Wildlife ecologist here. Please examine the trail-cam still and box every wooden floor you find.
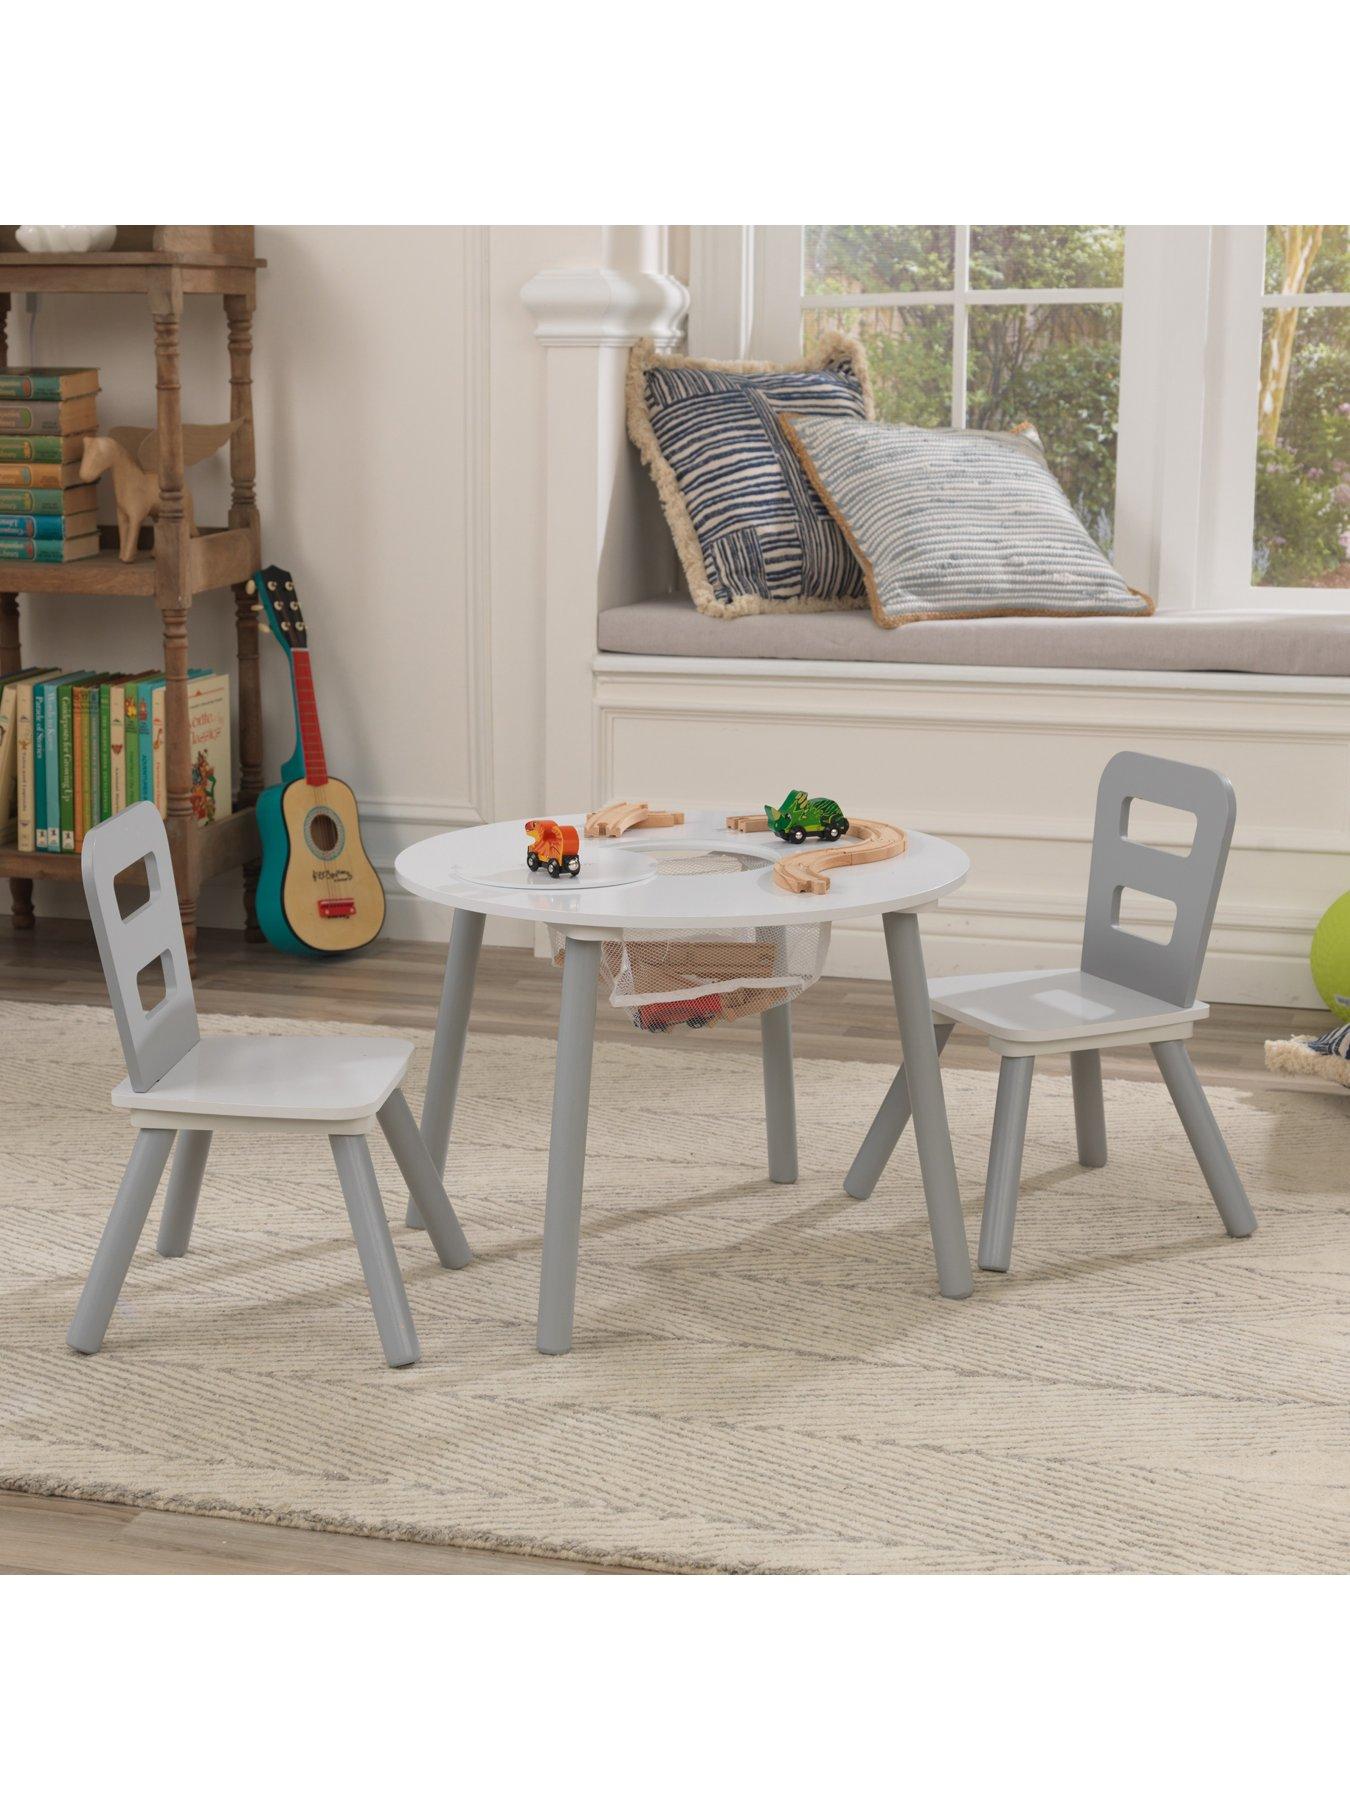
[0,918,1325,1575]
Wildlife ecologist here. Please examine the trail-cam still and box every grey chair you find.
[846,752,1257,1271]
[69,802,472,1367]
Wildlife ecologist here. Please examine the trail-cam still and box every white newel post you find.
[521,260,688,815]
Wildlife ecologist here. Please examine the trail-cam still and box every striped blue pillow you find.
[627,334,874,619]
[782,413,1154,629]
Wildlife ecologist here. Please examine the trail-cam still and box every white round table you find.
[396,810,973,1352]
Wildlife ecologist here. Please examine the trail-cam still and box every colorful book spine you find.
[58,680,78,850]
[124,680,141,810]
[152,683,166,817]
[86,684,102,834]
[0,537,98,563]
[73,683,91,849]
[32,681,48,848]
[138,680,162,811]
[0,463,87,490]
[0,681,17,838]
[0,436,83,465]
[43,674,82,851]
[14,674,49,852]
[0,370,99,402]
[187,672,232,824]
[0,486,98,518]
[0,396,98,435]
[98,682,113,824]
[0,514,87,540]
[109,681,127,817]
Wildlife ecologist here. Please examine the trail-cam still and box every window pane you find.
[1253,305,1350,588]
[970,227,1124,290]
[966,303,1122,551]
[805,306,952,427]
[1264,225,1350,295]
[803,226,954,296]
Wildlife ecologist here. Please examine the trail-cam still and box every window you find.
[1254,227,1350,591]
[799,226,1125,551]
[702,224,1350,612]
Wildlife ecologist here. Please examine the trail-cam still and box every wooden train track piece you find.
[724,812,775,833]
[772,819,908,896]
[585,801,686,839]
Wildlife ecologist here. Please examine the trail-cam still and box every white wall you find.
[10,225,609,946]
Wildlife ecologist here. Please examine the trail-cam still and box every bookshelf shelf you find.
[0,227,268,967]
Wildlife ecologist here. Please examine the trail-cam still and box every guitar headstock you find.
[248,565,308,655]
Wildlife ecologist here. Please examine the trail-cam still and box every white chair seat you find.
[927,967,1207,1047]
[112,1034,414,1123]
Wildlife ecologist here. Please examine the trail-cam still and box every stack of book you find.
[0,368,101,563]
[0,667,231,852]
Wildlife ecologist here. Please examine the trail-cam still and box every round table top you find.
[395,810,969,933]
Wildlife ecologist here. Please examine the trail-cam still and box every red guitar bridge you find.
[317,899,357,918]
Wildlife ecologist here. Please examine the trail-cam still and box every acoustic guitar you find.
[250,564,385,956]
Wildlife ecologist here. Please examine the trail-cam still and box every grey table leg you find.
[378,1087,473,1269]
[1070,1049,1107,1168]
[330,1134,421,1368]
[883,912,972,1300]
[760,1000,797,1184]
[156,1128,212,1257]
[978,1054,1035,1273]
[537,935,601,1355]
[844,1021,955,1200]
[410,906,485,1227]
[1152,1038,1257,1238]
[68,1128,175,1354]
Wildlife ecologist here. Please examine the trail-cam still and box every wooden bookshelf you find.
[0,225,268,968]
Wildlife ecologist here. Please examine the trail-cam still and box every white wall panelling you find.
[591,654,1350,1006]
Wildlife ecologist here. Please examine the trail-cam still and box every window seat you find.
[597,598,1350,679]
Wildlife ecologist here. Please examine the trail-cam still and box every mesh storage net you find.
[548,847,830,1032]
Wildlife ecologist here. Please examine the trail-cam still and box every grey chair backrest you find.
[81,802,199,1091]
[1080,752,1236,1009]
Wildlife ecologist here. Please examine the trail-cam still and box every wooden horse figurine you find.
[79,421,240,561]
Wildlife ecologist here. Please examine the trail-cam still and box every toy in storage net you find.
[547,847,830,1032]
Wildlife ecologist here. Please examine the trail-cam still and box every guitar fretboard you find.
[290,649,328,786]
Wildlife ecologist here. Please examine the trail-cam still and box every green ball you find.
[1310,892,1350,1022]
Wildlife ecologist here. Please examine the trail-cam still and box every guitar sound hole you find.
[304,806,346,861]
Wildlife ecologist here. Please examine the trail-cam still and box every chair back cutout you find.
[1080,752,1236,1009]
[81,802,200,1091]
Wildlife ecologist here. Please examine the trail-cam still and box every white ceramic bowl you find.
[16,225,118,254]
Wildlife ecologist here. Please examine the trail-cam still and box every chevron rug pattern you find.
[1,1003,1345,1574]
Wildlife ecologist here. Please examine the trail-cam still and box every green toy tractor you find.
[764,789,850,844]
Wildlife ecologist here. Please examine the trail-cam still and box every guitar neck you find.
[290,649,329,786]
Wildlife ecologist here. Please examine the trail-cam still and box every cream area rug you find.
[2,1001,1346,1575]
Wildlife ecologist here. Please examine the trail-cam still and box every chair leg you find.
[760,1000,797,1184]
[844,1021,954,1200]
[156,1128,212,1257]
[68,1128,176,1354]
[329,1134,421,1368]
[1070,1050,1107,1168]
[377,1087,472,1270]
[537,935,601,1355]
[978,1055,1035,1273]
[1152,1039,1257,1238]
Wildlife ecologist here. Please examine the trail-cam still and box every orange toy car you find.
[525,818,581,879]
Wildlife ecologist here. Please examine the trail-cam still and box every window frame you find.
[686,224,1350,616]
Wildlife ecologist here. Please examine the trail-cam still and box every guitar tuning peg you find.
[280,618,291,631]
[267,580,278,592]
[289,599,299,610]
[284,581,294,591]
[250,602,263,614]
[245,578,256,595]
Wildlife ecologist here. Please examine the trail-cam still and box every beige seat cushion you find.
[596,598,1350,678]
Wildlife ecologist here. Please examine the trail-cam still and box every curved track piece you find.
[772,819,908,895]
[585,801,686,839]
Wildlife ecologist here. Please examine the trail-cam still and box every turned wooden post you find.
[149,268,199,966]
[226,291,264,939]
[0,289,34,930]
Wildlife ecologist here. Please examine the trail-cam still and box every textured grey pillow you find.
[780,413,1153,629]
